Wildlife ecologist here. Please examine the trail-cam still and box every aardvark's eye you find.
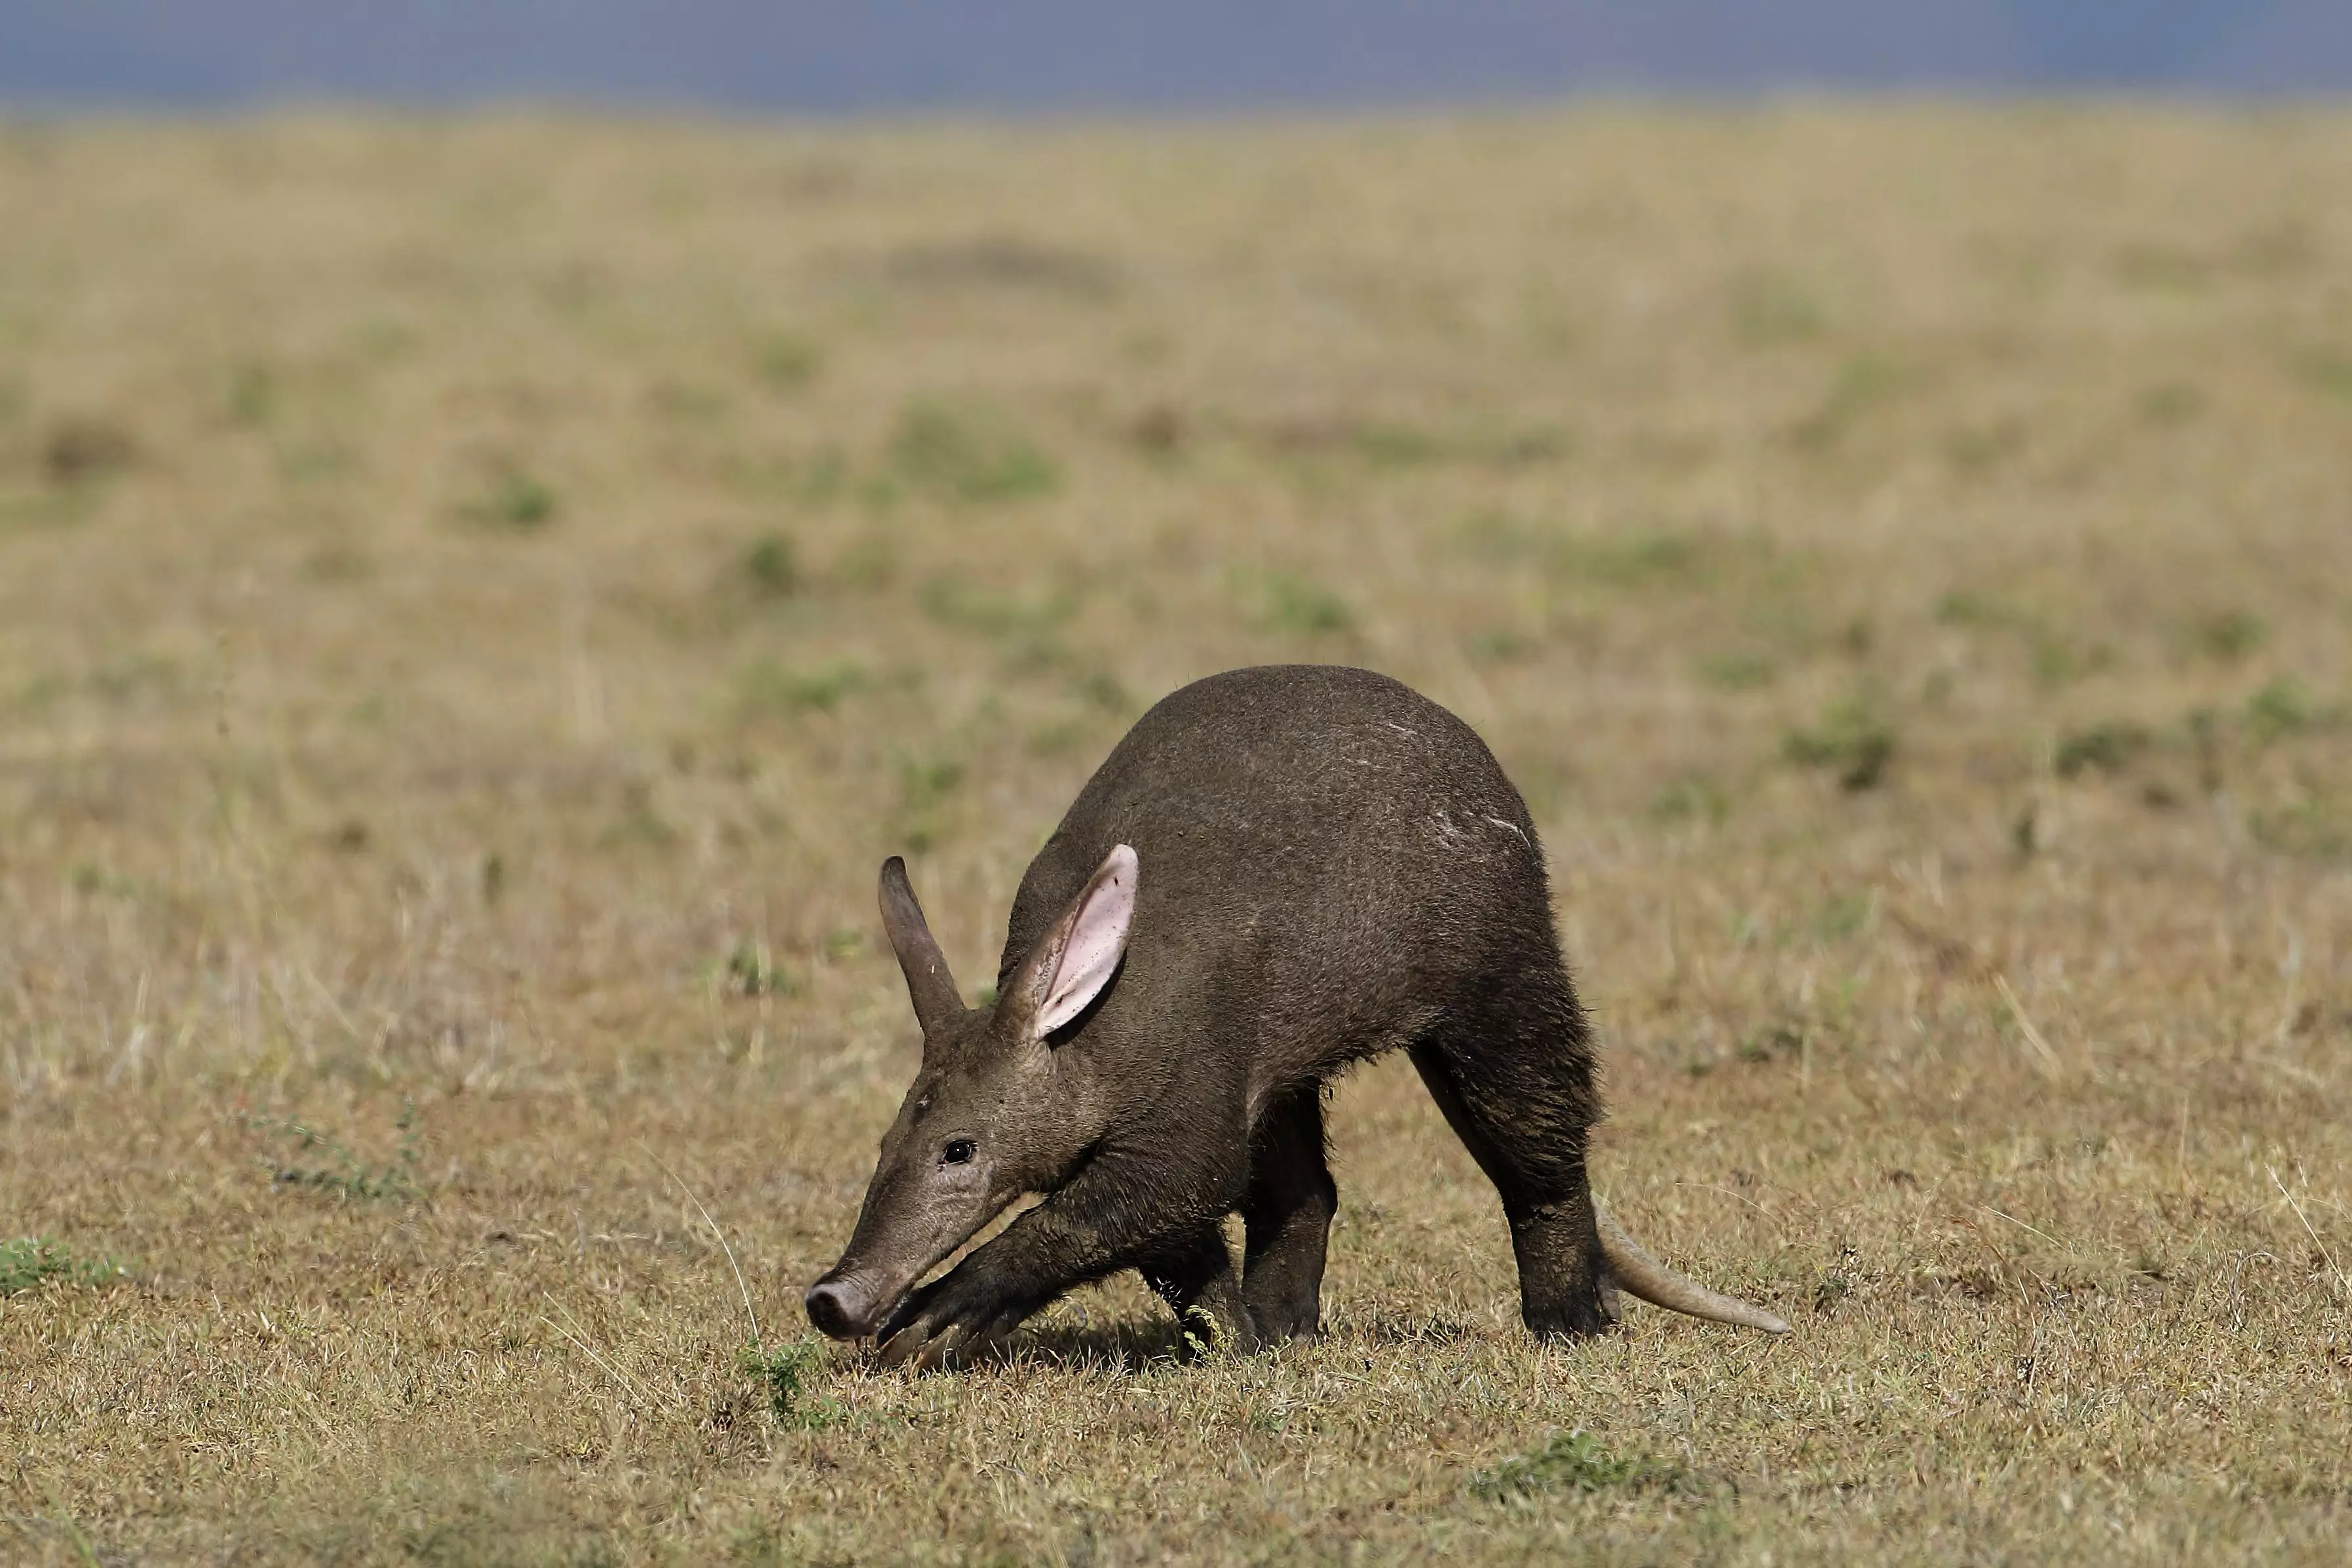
[943,1138,976,1165]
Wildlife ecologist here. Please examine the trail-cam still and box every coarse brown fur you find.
[810,665,1618,1359]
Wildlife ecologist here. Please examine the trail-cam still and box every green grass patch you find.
[242,1102,423,1203]
[896,755,966,851]
[754,333,825,392]
[736,532,799,599]
[1785,693,1897,791]
[1695,650,1777,691]
[2245,677,2315,743]
[1788,355,1905,450]
[919,576,1076,641]
[2248,796,2352,864]
[1231,567,1355,637]
[888,400,1059,504]
[2189,610,2267,662]
[1649,774,1728,827]
[1470,1429,1692,1503]
[460,469,559,533]
[0,1237,125,1296]
[737,659,866,716]
[2055,721,2153,779]
[740,1337,845,1430]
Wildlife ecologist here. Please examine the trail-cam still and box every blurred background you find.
[5,8,2351,1563]
[7,0,2352,109]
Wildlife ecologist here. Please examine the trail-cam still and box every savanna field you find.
[2,106,2349,1563]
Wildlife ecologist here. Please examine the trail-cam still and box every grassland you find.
[1,104,2349,1564]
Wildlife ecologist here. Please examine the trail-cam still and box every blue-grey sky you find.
[5,2,2349,111]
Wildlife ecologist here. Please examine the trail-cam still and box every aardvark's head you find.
[803,845,1137,1340]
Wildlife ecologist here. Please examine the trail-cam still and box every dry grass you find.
[3,104,2350,1563]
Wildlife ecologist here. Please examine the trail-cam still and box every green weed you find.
[888,400,1059,504]
[737,532,800,599]
[1784,693,1897,791]
[1935,589,2034,629]
[919,576,1076,641]
[1649,774,1728,826]
[2248,796,2352,864]
[2055,721,2153,779]
[719,941,791,999]
[1470,1429,1690,1503]
[1695,650,1777,691]
[2190,610,2267,662]
[736,659,866,716]
[1788,355,1905,450]
[462,470,558,533]
[740,1337,845,1430]
[1232,567,1354,637]
[243,1101,423,1203]
[897,755,966,851]
[0,1237,124,1296]
[2246,677,2314,743]
[755,333,825,392]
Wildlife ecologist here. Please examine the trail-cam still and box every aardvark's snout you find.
[804,1271,888,1340]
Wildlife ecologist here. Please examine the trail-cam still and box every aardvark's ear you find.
[1004,844,1137,1041]
[879,855,963,1038]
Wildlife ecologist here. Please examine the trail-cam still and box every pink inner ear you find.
[1034,844,1137,1037]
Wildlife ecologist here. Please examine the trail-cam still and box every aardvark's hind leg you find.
[1409,967,1610,1339]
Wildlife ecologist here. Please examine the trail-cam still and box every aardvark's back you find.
[1000,664,1563,1088]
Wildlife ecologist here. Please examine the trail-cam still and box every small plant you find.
[740,1337,844,1430]
[2191,610,2267,662]
[888,400,1059,504]
[755,333,824,392]
[918,576,1077,643]
[721,940,789,998]
[2028,633,2115,688]
[1471,1429,1689,1502]
[1695,650,1776,691]
[1784,694,1896,791]
[1557,526,1718,592]
[1935,589,2032,630]
[738,532,799,599]
[1649,774,1728,827]
[0,1237,124,1296]
[463,469,558,532]
[1464,628,1538,665]
[1232,567,1354,637]
[736,659,865,716]
[1787,355,1904,451]
[2245,677,2313,743]
[1814,891,1872,943]
[897,755,966,851]
[1739,1021,1806,1064]
[244,1101,423,1203]
[2055,721,2152,779]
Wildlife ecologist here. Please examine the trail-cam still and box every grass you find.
[1,106,2349,1565]
[1469,1428,1696,1503]
[0,1238,123,1297]
[242,1101,425,1204]
[1782,690,1898,791]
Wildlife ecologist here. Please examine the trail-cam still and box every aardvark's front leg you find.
[876,1144,1238,1370]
